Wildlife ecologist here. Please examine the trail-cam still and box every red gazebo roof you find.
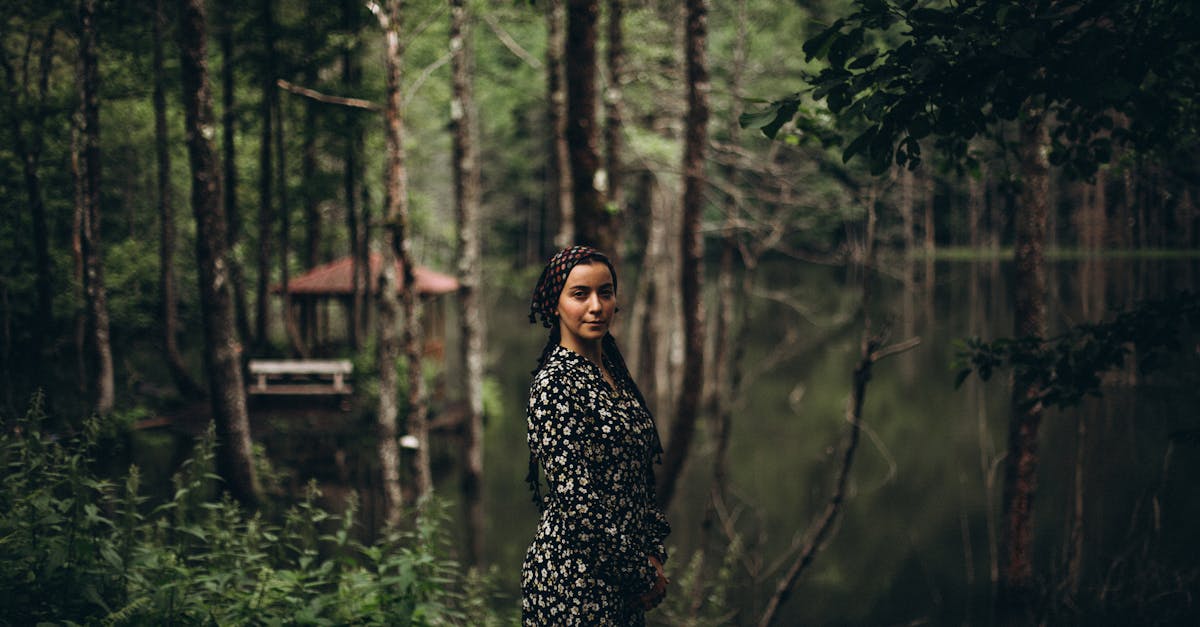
[274,253,459,296]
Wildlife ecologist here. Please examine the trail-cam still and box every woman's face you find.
[556,261,616,350]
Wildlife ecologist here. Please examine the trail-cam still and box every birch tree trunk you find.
[155,0,203,398]
[374,0,431,522]
[178,0,262,507]
[450,0,485,565]
[79,0,115,415]
[657,0,708,510]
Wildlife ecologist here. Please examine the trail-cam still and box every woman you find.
[522,246,671,625]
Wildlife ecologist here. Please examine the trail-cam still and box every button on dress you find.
[521,345,671,626]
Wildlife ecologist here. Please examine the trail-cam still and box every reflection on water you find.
[479,256,1199,625]
[126,256,1198,624]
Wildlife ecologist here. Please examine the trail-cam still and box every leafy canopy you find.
[743,0,1200,177]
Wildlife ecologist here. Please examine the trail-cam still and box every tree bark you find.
[155,0,203,399]
[301,0,321,345]
[546,0,573,251]
[566,0,615,253]
[374,0,431,521]
[996,108,1050,624]
[450,0,485,565]
[71,115,87,395]
[342,0,366,348]
[79,0,115,415]
[219,0,252,347]
[275,80,307,357]
[178,0,263,507]
[256,0,276,349]
[603,0,625,259]
[657,0,708,510]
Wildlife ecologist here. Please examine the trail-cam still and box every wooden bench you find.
[247,359,353,396]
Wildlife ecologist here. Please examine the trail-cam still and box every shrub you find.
[0,392,515,626]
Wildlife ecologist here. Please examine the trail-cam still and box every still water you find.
[475,256,1199,625]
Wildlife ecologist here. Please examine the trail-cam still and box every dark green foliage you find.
[745,1,1200,178]
[0,394,513,625]
[954,292,1200,411]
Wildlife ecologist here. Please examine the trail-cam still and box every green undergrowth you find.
[0,392,515,626]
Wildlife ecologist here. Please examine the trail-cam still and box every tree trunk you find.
[546,0,572,251]
[566,0,615,253]
[79,0,115,415]
[178,0,263,507]
[657,0,708,510]
[342,0,365,348]
[71,117,87,395]
[275,83,307,358]
[450,0,485,565]
[375,0,431,523]
[256,0,276,349]
[603,0,625,259]
[219,0,252,347]
[996,108,1050,624]
[155,0,203,399]
[301,0,321,346]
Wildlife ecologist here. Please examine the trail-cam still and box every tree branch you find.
[276,78,381,111]
[482,13,541,69]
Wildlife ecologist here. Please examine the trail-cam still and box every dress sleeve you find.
[528,373,657,594]
[642,466,671,565]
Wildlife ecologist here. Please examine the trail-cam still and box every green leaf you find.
[843,127,876,163]
[802,20,845,62]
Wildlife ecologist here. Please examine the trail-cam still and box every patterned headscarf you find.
[528,245,617,328]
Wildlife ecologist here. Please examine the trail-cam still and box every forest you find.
[2,0,1198,624]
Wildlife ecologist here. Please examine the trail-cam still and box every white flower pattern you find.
[521,345,671,626]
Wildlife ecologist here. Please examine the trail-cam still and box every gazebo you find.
[274,252,459,352]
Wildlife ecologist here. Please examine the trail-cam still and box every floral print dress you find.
[521,345,671,626]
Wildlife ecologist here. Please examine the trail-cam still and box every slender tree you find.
[603,0,625,251]
[998,105,1050,619]
[450,0,485,565]
[79,0,115,415]
[177,0,262,506]
[255,0,277,349]
[656,0,708,509]
[371,0,431,522]
[219,0,252,346]
[545,0,572,252]
[342,0,367,348]
[154,0,203,398]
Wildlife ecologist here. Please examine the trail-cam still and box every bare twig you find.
[482,13,541,69]
[276,78,381,111]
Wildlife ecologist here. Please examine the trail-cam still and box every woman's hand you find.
[637,555,669,610]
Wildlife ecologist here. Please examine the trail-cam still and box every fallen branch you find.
[758,334,920,627]
[275,78,381,111]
